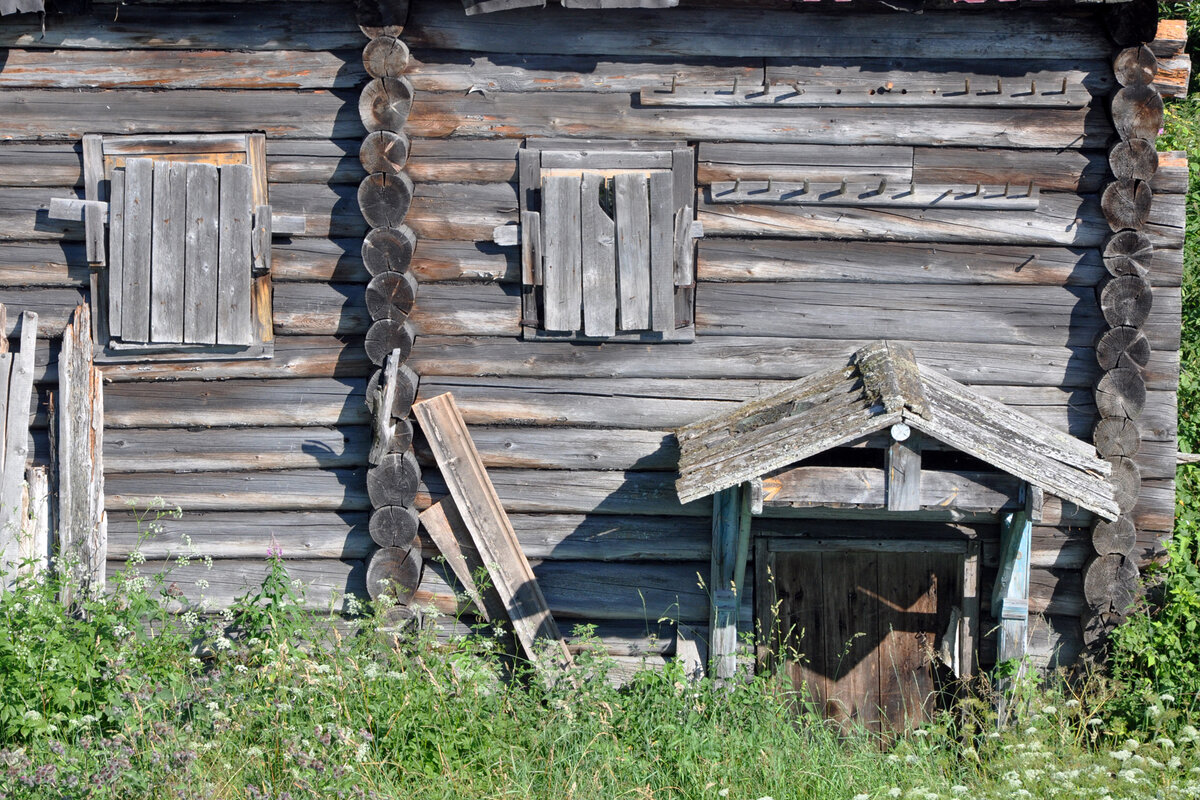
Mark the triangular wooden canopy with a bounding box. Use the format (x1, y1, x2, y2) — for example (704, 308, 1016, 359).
(674, 340, 1119, 521)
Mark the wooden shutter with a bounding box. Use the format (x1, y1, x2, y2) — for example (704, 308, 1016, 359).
(522, 140, 697, 342)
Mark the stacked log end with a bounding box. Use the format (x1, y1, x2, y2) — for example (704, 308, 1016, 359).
(1084, 11, 1166, 658)
(358, 22, 422, 613)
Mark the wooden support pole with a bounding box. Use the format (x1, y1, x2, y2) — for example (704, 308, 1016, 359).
(708, 483, 751, 680)
(886, 425, 922, 511)
(993, 483, 1033, 721)
(55, 305, 106, 602)
(0, 309, 37, 591)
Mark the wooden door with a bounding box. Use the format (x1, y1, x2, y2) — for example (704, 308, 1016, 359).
(759, 541, 962, 735)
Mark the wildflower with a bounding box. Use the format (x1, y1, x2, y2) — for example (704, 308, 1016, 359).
(194, 579, 209, 590)
(852, 795, 870, 800)
(951, 788, 969, 795)
(234, 664, 248, 674)
(111, 624, 130, 638)
(1042, 706, 1058, 716)
(215, 637, 232, 651)
(1157, 738, 1176, 750)
(1064, 699, 1081, 709)
(1169, 757, 1183, 770)
(718, 791, 729, 798)
(1109, 750, 1132, 762)
(1160, 693, 1176, 704)
(1148, 704, 1164, 718)
(888, 789, 902, 798)
(913, 728, 929, 738)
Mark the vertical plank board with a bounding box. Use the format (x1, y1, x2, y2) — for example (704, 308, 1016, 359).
(106, 169, 125, 340)
(520, 210, 542, 328)
(580, 173, 617, 337)
(518, 146, 540, 214)
(150, 161, 187, 343)
(246, 133, 268, 207)
(0, 311, 38, 587)
(0, 352, 10, 480)
(614, 172, 650, 330)
(540, 174, 582, 332)
(56, 305, 105, 600)
(184, 162, 220, 344)
(18, 466, 50, 580)
(412, 392, 572, 673)
(673, 204, 694, 287)
(121, 158, 154, 343)
(419, 496, 506, 623)
(825, 551, 881, 736)
(82, 134, 106, 266)
(251, 274, 274, 344)
(252, 204, 272, 276)
(776, 549, 830, 720)
(886, 431, 923, 511)
(217, 163, 254, 346)
(672, 147, 694, 214)
(648, 170, 674, 332)
(960, 541, 979, 678)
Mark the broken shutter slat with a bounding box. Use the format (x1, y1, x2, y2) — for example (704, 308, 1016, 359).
(82, 134, 106, 266)
(581, 173, 617, 338)
(252, 204, 272, 277)
(217, 163, 254, 346)
(649, 170, 675, 333)
(107, 170, 125, 340)
(150, 161, 187, 344)
(184, 162, 220, 345)
(541, 174, 583, 333)
(520, 210, 542, 329)
(246, 133, 268, 207)
(121, 158, 153, 344)
(614, 172, 650, 331)
(671, 147, 694, 213)
(673, 204, 694, 287)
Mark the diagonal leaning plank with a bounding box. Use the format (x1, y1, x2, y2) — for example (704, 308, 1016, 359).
(413, 391, 572, 672)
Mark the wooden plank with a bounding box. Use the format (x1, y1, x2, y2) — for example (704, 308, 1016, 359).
(412, 391, 573, 670)
(0, 4, 364, 50)
(56, 305, 105, 597)
(0, 312, 36, 583)
(580, 172, 617, 337)
(0, 90, 364, 141)
(764, 466, 1019, 515)
(81, 134, 105, 265)
(405, 5, 1109, 59)
(708, 180, 1040, 211)
(419, 497, 507, 624)
(16, 466, 50, 580)
(407, 93, 1111, 150)
(106, 468, 369, 513)
(105, 426, 369, 473)
(216, 164, 254, 346)
(770, 547, 828, 716)
(121, 158, 153, 343)
(641, 83, 1091, 109)
(540, 174, 583, 333)
(825, 551, 881, 735)
(149, 160, 186, 344)
(106, 170, 125, 340)
(886, 430, 922, 512)
(614, 173, 651, 331)
(648, 171, 675, 332)
(183, 163, 220, 345)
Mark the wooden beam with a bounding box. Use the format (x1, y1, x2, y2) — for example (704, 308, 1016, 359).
(0, 309, 37, 590)
(412, 392, 572, 674)
(886, 427, 922, 512)
(640, 84, 1090, 109)
(707, 180, 1040, 211)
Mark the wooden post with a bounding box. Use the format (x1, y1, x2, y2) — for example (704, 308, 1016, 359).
(993, 483, 1033, 720)
(18, 466, 50, 580)
(886, 424, 922, 511)
(708, 482, 751, 680)
(55, 305, 106, 602)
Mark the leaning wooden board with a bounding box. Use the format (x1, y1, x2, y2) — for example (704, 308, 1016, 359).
(412, 391, 573, 671)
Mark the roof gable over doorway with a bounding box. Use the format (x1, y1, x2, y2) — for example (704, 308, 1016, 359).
(674, 340, 1118, 520)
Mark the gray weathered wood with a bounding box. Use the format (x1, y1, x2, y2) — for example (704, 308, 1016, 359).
(366, 450, 421, 509)
(359, 76, 415, 133)
(1114, 45, 1159, 87)
(0, 311, 36, 585)
(150, 160, 187, 343)
(362, 34, 411, 79)
(413, 391, 573, 671)
(81, 134, 106, 266)
(709, 180, 1040, 210)
(370, 504, 419, 550)
(419, 496, 506, 623)
(121, 158, 154, 343)
(1096, 326, 1151, 372)
(364, 319, 414, 366)
(615, 172, 650, 331)
(1096, 368, 1147, 421)
(886, 429, 922, 512)
(216, 163, 254, 346)
(105, 426, 369, 473)
(360, 130, 410, 176)
(1111, 84, 1165, 142)
(1101, 179, 1153, 232)
(55, 305, 105, 599)
(648, 171, 675, 333)
(368, 348, 411, 466)
(252, 205, 272, 277)
(580, 172, 616, 337)
(1104, 230, 1156, 277)
(1099, 274, 1154, 328)
(358, 172, 414, 229)
(541, 174, 583, 332)
(363, 225, 417, 276)
(366, 546, 422, 605)
(1109, 138, 1159, 182)
(106, 468, 369, 513)
(673, 205, 695, 287)
(365, 271, 418, 323)
(105, 170, 125, 340)
(640, 83, 1091, 109)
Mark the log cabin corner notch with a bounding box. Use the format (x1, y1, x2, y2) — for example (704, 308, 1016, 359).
(675, 341, 1118, 710)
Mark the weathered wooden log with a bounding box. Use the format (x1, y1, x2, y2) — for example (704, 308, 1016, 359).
(1107, 455, 1142, 514)
(1103, 230, 1154, 276)
(367, 362, 419, 418)
(359, 76, 414, 133)
(1111, 84, 1165, 142)
(366, 449, 421, 508)
(1092, 516, 1137, 557)
(1083, 553, 1141, 615)
(366, 545, 422, 604)
(364, 319, 414, 366)
(1096, 326, 1151, 371)
(1104, 0, 1159, 48)
(1093, 417, 1141, 458)
(1099, 274, 1154, 328)
(107, 469, 370, 512)
(359, 130, 410, 176)
(1095, 367, 1147, 420)
(106, 426, 370, 473)
(1108, 138, 1159, 182)
(1114, 45, 1159, 87)
(365, 270, 418, 322)
(357, 0, 408, 39)
(362, 225, 417, 276)
(371, 414, 415, 460)
(369, 504, 420, 549)
(1101, 179, 1153, 231)
(362, 34, 411, 79)
(1081, 607, 1124, 651)
(358, 172, 414, 230)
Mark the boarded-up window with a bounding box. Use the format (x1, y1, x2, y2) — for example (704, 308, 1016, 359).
(518, 140, 697, 342)
(85, 133, 275, 361)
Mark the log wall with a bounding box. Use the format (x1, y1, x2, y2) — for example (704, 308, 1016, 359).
(396, 0, 1187, 668)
